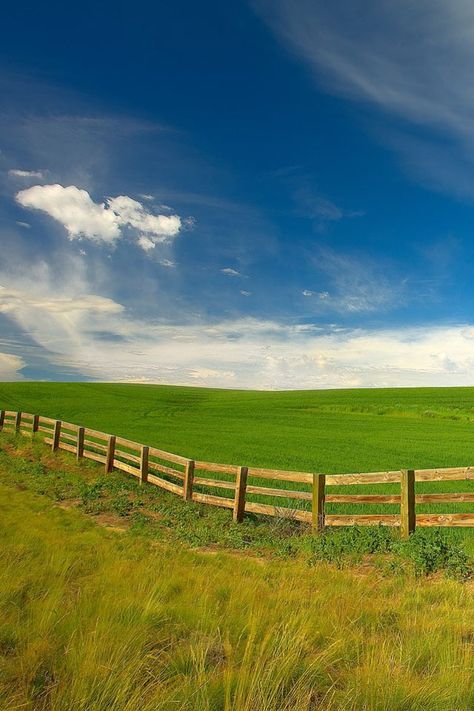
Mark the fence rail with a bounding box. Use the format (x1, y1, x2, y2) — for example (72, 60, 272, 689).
(1, 409, 474, 536)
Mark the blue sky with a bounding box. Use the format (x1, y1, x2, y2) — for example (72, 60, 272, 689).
(2, 0, 474, 388)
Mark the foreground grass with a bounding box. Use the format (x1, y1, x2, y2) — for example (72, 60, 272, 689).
(0, 456, 473, 709)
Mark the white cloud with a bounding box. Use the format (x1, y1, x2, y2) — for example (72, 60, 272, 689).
(302, 290, 314, 297)
(221, 267, 241, 277)
(240, 290, 252, 296)
(137, 236, 156, 252)
(16, 184, 121, 242)
(16, 221, 31, 229)
(9, 169, 44, 179)
(107, 195, 181, 240)
(3, 257, 474, 389)
(15, 184, 183, 249)
(159, 259, 176, 268)
(0, 352, 25, 380)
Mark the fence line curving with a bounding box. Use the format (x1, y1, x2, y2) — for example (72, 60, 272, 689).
(1, 409, 474, 537)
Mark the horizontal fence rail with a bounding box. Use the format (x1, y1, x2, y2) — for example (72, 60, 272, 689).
(1, 410, 474, 536)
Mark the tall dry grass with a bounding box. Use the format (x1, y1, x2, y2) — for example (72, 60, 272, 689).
(0, 479, 473, 710)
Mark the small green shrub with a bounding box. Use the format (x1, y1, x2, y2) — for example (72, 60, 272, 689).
(397, 529, 472, 581)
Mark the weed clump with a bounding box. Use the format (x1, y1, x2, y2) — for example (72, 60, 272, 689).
(308, 526, 473, 581)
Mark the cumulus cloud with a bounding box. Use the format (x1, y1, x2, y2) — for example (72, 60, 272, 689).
(16, 184, 121, 242)
(107, 195, 181, 240)
(9, 169, 44, 179)
(15, 184, 183, 249)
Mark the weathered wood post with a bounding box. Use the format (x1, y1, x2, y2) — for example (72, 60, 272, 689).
(15, 411, 21, 432)
(76, 427, 85, 460)
(52, 420, 61, 451)
(233, 466, 248, 522)
(312, 473, 326, 532)
(105, 435, 116, 473)
(140, 445, 149, 485)
(0, 410, 4, 431)
(183, 459, 195, 500)
(400, 469, 416, 539)
(32, 415, 39, 433)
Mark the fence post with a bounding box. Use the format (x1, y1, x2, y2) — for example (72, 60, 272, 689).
(400, 469, 416, 539)
(15, 411, 21, 432)
(312, 473, 326, 532)
(52, 420, 61, 451)
(105, 435, 116, 473)
(32, 415, 39, 433)
(76, 427, 85, 460)
(140, 446, 149, 485)
(233, 466, 248, 522)
(0, 410, 4, 431)
(183, 459, 195, 501)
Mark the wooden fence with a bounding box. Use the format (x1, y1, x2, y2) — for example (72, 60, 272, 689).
(1, 409, 474, 537)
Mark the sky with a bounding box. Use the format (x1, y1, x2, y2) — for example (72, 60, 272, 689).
(2, 0, 474, 389)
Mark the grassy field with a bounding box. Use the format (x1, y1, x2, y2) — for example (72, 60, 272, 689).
(1, 382, 473, 539)
(0, 441, 473, 710)
(3, 382, 474, 472)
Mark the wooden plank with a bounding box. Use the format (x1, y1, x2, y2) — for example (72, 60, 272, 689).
(51, 420, 61, 451)
(83, 439, 108, 452)
(15, 412, 21, 431)
(326, 494, 401, 504)
(39, 416, 56, 425)
(147, 473, 183, 495)
(114, 449, 141, 464)
(77, 427, 85, 459)
(115, 436, 142, 451)
(195, 477, 237, 491)
(195, 460, 240, 475)
(148, 461, 184, 480)
(245, 500, 312, 522)
(83, 450, 106, 464)
(416, 513, 474, 527)
(247, 467, 313, 484)
(37, 425, 53, 433)
(113, 459, 140, 477)
(246, 484, 310, 500)
(400, 469, 416, 539)
(193, 491, 235, 509)
(59, 432, 77, 445)
(148, 446, 189, 466)
(140, 446, 149, 485)
(326, 471, 401, 486)
(312, 473, 326, 532)
(105, 435, 116, 473)
(325, 514, 400, 527)
(415, 468, 474, 482)
(4, 410, 17, 417)
(60, 422, 79, 433)
(58, 442, 77, 454)
(20, 412, 33, 420)
(416, 492, 474, 504)
(84, 427, 109, 440)
(233, 466, 248, 522)
(183, 459, 195, 501)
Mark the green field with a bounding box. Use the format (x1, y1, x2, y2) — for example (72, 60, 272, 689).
(3, 382, 474, 472)
(0, 444, 473, 710)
